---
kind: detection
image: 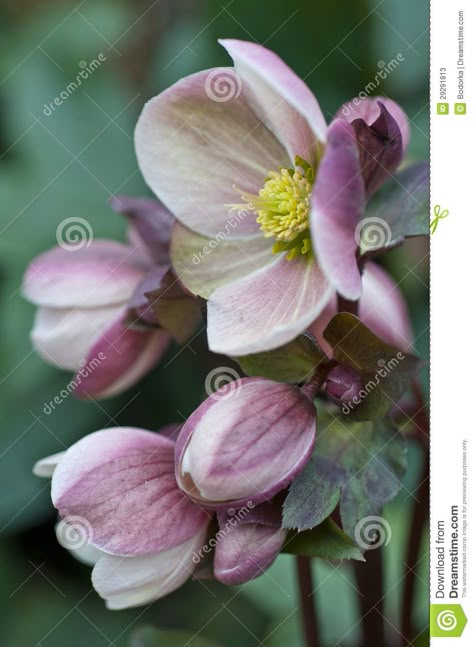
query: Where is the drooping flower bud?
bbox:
[214,501,286,585]
[175,377,316,509]
[326,365,362,405]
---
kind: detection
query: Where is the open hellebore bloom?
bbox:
[22,197,200,398]
[214,501,287,585]
[34,427,210,609]
[175,377,316,508]
[135,39,410,355]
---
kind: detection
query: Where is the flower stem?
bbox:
[354,548,385,646]
[296,556,321,647]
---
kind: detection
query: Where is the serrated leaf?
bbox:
[235,334,326,384]
[283,519,365,561]
[323,313,422,421]
[283,413,406,539]
[130,626,219,647]
[361,162,429,255]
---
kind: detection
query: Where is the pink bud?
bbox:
[175,377,316,509]
[326,365,362,404]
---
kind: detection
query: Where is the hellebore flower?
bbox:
[135,39,409,355]
[22,197,200,398]
[309,260,413,355]
[34,427,210,609]
[214,500,287,585]
[175,377,316,508]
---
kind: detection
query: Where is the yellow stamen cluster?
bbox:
[232,157,315,260]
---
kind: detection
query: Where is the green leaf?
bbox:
[361,162,429,255]
[283,412,407,539]
[283,519,365,561]
[323,313,422,421]
[235,334,326,383]
[130,626,219,647]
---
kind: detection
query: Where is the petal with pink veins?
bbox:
[135,69,288,239]
[22,241,148,308]
[311,118,365,301]
[31,305,122,371]
[207,255,333,356]
[33,452,66,478]
[73,317,171,399]
[51,427,209,556]
[219,39,326,164]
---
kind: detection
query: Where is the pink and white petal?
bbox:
[311,118,365,300]
[31,305,121,371]
[220,40,326,163]
[22,241,148,308]
[171,221,274,299]
[55,523,105,566]
[110,195,175,265]
[214,522,286,585]
[51,427,209,555]
[207,254,333,355]
[74,319,171,399]
[135,69,288,239]
[337,96,410,155]
[358,262,413,351]
[308,262,412,353]
[33,452,66,478]
[92,529,207,609]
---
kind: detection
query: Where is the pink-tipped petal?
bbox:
[207,255,333,355]
[311,118,365,300]
[175,378,316,508]
[73,318,171,399]
[31,305,122,371]
[92,529,207,609]
[22,241,148,309]
[110,195,175,265]
[337,96,410,155]
[51,427,209,556]
[308,262,412,352]
[135,69,288,239]
[214,518,286,585]
[220,39,326,163]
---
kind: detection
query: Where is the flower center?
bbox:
[231,156,315,260]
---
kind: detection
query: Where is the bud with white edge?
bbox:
[175,377,316,509]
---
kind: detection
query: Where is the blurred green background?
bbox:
[0,0,429,645]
